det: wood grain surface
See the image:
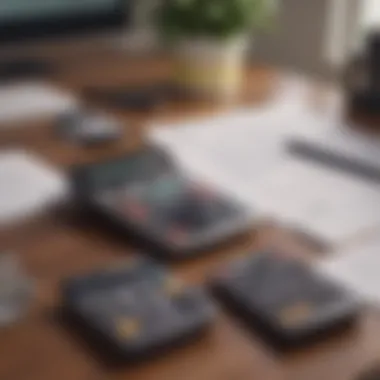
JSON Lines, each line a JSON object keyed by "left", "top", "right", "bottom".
{"left": 0, "top": 47, "right": 374, "bottom": 380}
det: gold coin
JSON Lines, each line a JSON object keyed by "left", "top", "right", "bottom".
{"left": 279, "top": 302, "right": 314, "bottom": 327}
{"left": 116, "top": 318, "right": 141, "bottom": 339}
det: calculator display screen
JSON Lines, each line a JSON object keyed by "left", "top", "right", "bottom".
{"left": 75, "top": 149, "right": 173, "bottom": 191}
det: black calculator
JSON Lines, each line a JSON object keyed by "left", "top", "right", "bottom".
{"left": 71, "top": 147, "right": 253, "bottom": 259}
{"left": 211, "top": 252, "right": 360, "bottom": 349}
{"left": 62, "top": 258, "right": 215, "bottom": 361}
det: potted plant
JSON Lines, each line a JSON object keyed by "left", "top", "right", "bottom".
{"left": 156, "top": 0, "right": 272, "bottom": 100}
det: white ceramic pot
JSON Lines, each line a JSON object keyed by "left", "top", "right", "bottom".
{"left": 173, "top": 37, "right": 248, "bottom": 101}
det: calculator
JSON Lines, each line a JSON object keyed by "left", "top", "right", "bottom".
{"left": 71, "top": 147, "right": 254, "bottom": 259}
{"left": 62, "top": 258, "right": 215, "bottom": 361}
{"left": 211, "top": 252, "right": 360, "bottom": 348}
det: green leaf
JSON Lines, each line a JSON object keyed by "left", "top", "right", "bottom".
{"left": 156, "top": 0, "right": 274, "bottom": 40}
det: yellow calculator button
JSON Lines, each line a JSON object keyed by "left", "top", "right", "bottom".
{"left": 279, "top": 302, "right": 314, "bottom": 327}
{"left": 116, "top": 318, "right": 141, "bottom": 339}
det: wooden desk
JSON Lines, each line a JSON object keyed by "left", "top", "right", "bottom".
{"left": 0, "top": 52, "right": 377, "bottom": 380}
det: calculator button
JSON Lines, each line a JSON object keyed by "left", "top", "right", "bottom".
{"left": 163, "top": 276, "right": 184, "bottom": 297}
{"left": 166, "top": 227, "right": 189, "bottom": 246}
{"left": 278, "top": 302, "right": 314, "bottom": 328}
{"left": 116, "top": 317, "right": 142, "bottom": 340}
{"left": 124, "top": 202, "right": 148, "bottom": 220}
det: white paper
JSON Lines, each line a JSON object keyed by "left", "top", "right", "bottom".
{"left": 149, "top": 101, "right": 380, "bottom": 247}
{"left": 0, "top": 82, "right": 78, "bottom": 126}
{"left": 0, "top": 150, "right": 67, "bottom": 225}
{"left": 318, "top": 237, "right": 380, "bottom": 306}
{"left": 249, "top": 159, "right": 380, "bottom": 246}
{"left": 150, "top": 104, "right": 323, "bottom": 198}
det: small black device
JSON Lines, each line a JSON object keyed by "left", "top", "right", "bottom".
{"left": 350, "top": 91, "right": 380, "bottom": 115}
{"left": 56, "top": 109, "right": 123, "bottom": 145}
{"left": 368, "top": 32, "right": 380, "bottom": 91}
{"left": 71, "top": 147, "right": 253, "bottom": 259}
{"left": 345, "top": 31, "right": 380, "bottom": 118}
{"left": 211, "top": 252, "right": 360, "bottom": 349}
{"left": 62, "top": 258, "right": 214, "bottom": 362}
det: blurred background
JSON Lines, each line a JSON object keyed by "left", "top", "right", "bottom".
{"left": 0, "top": 0, "right": 377, "bottom": 76}
{"left": 2, "top": 2, "right": 380, "bottom": 380}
